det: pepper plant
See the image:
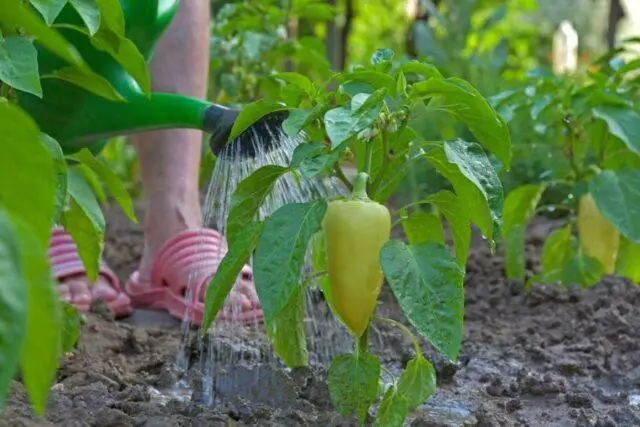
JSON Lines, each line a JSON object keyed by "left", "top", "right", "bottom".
{"left": 203, "top": 49, "right": 511, "bottom": 425}
{"left": 1, "top": 0, "right": 145, "bottom": 414}
{"left": 496, "top": 41, "right": 640, "bottom": 287}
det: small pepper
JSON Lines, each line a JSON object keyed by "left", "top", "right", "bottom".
{"left": 578, "top": 193, "right": 619, "bottom": 275}
{"left": 323, "top": 172, "right": 391, "bottom": 337}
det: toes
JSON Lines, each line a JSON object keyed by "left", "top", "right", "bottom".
{"left": 66, "top": 280, "right": 92, "bottom": 306}
{"left": 57, "top": 284, "right": 72, "bottom": 303}
{"left": 92, "top": 278, "right": 118, "bottom": 302}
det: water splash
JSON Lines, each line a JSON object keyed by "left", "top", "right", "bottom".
{"left": 169, "top": 126, "right": 354, "bottom": 404}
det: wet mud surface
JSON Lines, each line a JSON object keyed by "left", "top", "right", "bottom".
{"left": 3, "top": 205, "right": 640, "bottom": 426}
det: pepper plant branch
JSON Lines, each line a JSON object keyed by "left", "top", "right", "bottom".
{"left": 333, "top": 163, "right": 353, "bottom": 191}
{"left": 374, "top": 316, "right": 422, "bottom": 357}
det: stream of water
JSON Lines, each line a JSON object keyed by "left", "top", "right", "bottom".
{"left": 169, "top": 126, "right": 354, "bottom": 404}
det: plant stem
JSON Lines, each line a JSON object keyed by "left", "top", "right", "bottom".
{"left": 357, "top": 325, "right": 370, "bottom": 353}
{"left": 370, "top": 131, "right": 391, "bottom": 196}
{"left": 374, "top": 316, "right": 422, "bottom": 357}
{"left": 363, "top": 141, "right": 373, "bottom": 177}
{"left": 334, "top": 163, "right": 353, "bottom": 191}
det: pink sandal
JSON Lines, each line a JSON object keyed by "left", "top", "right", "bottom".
{"left": 49, "top": 227, "right": 133, "bottom": 318}
{"left": 124, "top": 228, "right": 263, "bottom": 326}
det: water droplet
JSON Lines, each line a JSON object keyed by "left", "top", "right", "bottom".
{"left": 568, "top": 193, "right": 574, "bottom": 200}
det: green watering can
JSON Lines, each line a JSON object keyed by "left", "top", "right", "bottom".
{"left": 16, "top": 0, "right": 283, "bottom": 158}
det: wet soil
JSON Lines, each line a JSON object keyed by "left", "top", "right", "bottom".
{"left": 3, "top": 204, "right": 640, "bottom": 426}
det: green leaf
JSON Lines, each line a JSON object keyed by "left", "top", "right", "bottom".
{"left": 402, "top": 211, "right": 445, "bottom": 246}
{"left": 290, "top": 141, "right": 341, "bottom": 178}
{"left": 283, "top": 103, "right": 330, "bottom": 137}
{"left": 413, "top": 78, "right": 512, "bottom": 169}
{"left": 49, "top": 65, "right": 124, "bottom": 101}
{"left": 589, "top": 170, "right": 640, "bottom": 243}
{"left": 62, "top": 168, "right": 105, "bottom": 282}
{"left": 227, "top": 100, "right": 288, "bottom": 142}
{"left": 40, "top": 134, "right": 68, "bottom": 223}
{"left": 561, "top": 249, "right": 605, "bottom": 287}
{"left": 226, "top": 165, "right": 289, "bottom": 247}
{"left": 425, "top": 140, "right": 503, "bottom": 243}
{"left": 254, "top": 201, "right": 327, "bottom": 322}
{"left": 0, "top": 101, "right": 56, "bottom": 247}
{"left": 371, "top": 48, "right": 394, "bottom": 66}
{"left": 340, "top": 71, "right": 396, "bottom": 95}
{"left": 397, "top": 356, "right": 436, "bottom": 410}
{"left": 401, "top": 61, "right": 443, "bottom": 79}
{"left": 0, "top": 210, "right": 27, "bottom": 410}
{"left": 616, "top": 235, "right": 640, "bottom": 283}
{"left": 71, "top": 149, "right": 136, "bottom": 222}
{"left": 202, "top": 221, "right": 263, "bottom": 330}
{"left": 374, "top": 387, "right": 409, "bottom": 427}
{"left": 503, "top": 184, "right": 546, "bottom": 280}
{"left": 69, "top": 0, "right": 101, "bottom": 35}
{"left": 61, "top": 303, "right": 81, "bottom": 352}
{"left": 380, "top": 240, "right": 464, "bottom": 361}
{"left": 266, "top": 286, "right": 308, "bottom": 368}
{"left": 272, "top": 72, "right": 315, "bottom": 96}
{"left": 324, "top": 91, "right": 384, "bottom": 147}
{"left": 311, "top": 231, "right": 333, "bottom": 306}
{"left": 30, "top": 0, "right": 68, "bottom": 25}
{"left": 1, "top": 0, "right": 85, "bottom": 69}
{"left": 94, "top": 0, "right": 125, "bottom": 37}
{"left": 0, "top": 35, "right": 42, "bottom": 97}
{"left": 13, "top": 217, "right": 61, "bottom": 416}
{"left": 424, "top": 190, "right": 470, "bottom": 267}
{"left": 593, "top": 106, "right": 640, "bottom": 156}
{"left": 328, "top": 351, "right": 381, "bottom": 421}
{"left": 90, "top": 32, "right": 150, "bottom": 95}
{"left": 540, "top": 225, "right": 573, "bottom": 278}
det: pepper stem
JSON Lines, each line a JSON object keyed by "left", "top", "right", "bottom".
{"left": 350, "top": 172, "right": 370, "bottom": 200}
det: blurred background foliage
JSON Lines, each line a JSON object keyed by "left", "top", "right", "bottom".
{"left": 99, "top": 0, "right": 638, "bottom": 209}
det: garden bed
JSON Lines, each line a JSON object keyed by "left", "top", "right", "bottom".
{"left": 2, "top": 204, "right": 640, "bottom": 427}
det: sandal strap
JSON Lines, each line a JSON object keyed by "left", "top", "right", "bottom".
{"left": 150, "top": 228, "right": 253, "bottom": 304}
{"left": 49, "top": 227, "right": 121, "bottom": 291}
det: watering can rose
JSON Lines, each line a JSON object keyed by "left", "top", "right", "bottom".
{"left": 323, "top": 173, "right": 391, "bottom": 337}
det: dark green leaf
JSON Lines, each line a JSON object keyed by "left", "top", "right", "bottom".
{"left": 13, "top": 217, "right": 61, "bottom": 416}
{"left": 424, "top": 190, "right": 470, "bottom": 266}
{"left": 61, "top": 303, "right": 81, "bottom": 352}
{"left": 311, "top": 231, "right": 333, "bottom": 306}
{"left": 0, "top": 35, "right": 42, "bottom": 97}
{"left": 71, "top": 149, "right": 136, "bottom": 222}
{"left": 226, "top": 165, "right": 289, "bottom": 247}
{"left": 227, "top": 100, "right": 287, "bottom": 142}
{"left": 266, "top": 286, "right": 308, "bottom": 368}
{"left": 561, "top": 250, "right": 605, "bottom": 287}
{"left": 426, "top": 140, "right": 503, "bottom": 243}
{"left": 69, "top": 0, "right": 101, "bottom": 35}
{"left": 1, "top": 0, "right": 86, "bottom": 69}
{"left": 202, "top": 221, "right": 263, "bottom": 330}
{"left": 328, "top": 351, "right": 380, "bottom": 421}
{"left": 402, "top": 211, "right": 445, "bottom": 246}
{"left": 380, "top": 240, "right": 464, "bottom": 361}
{"left": 272, "top": 72, "right": 315, "bottom": 96}
{"left": 62, "top": 168, "right": 105, "bottom": 282}
{"left": 340, "top": 71, "right": 396, "bottom": 95}
{"left": 254, "top": 201, "right": 327, "bottom": 322}
{"left": 49, "top": 65, "right": 124, "bottom": 101}
{"left": 413, "top": 78, "right": 512, "bottom": 169}
{"left": 0, "top": 210, "right": 27, "bottom": 409}
{"left": 290, "top": 141, "right": 341, "bottom": 178}
{"left": 397, "top": 356, "right": 436, "bottom": 410}
{"left": 589, "top": 170, "right": 640, "bottom": 243}
{"left": 0, "top": 100, "right": 56, "bottom": 247}
{"left": 283, "top": 108, "right": 312, "bottom": 137}
{"left": 324, "top": 91, "right": 383, "bottom": 147}
{"left": 40, "top": 134, "right": 68, "bottom": 223}
{"left": 30, "top": 0, "right": 68, "bottom": 24}
{"left": 503, "top": 184, "right": 546, "bottom": 280}
{"left": 371, "top": 48, "right": 394, "bottom": 65}
{"left": 593, "top": 106, "right": 640, "bottom": 156}
{"left": 616, "top": 235, "right": 640, "bottom": 283}
{"left": 374, "top": 387, "right": 409, "bottom": 427}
